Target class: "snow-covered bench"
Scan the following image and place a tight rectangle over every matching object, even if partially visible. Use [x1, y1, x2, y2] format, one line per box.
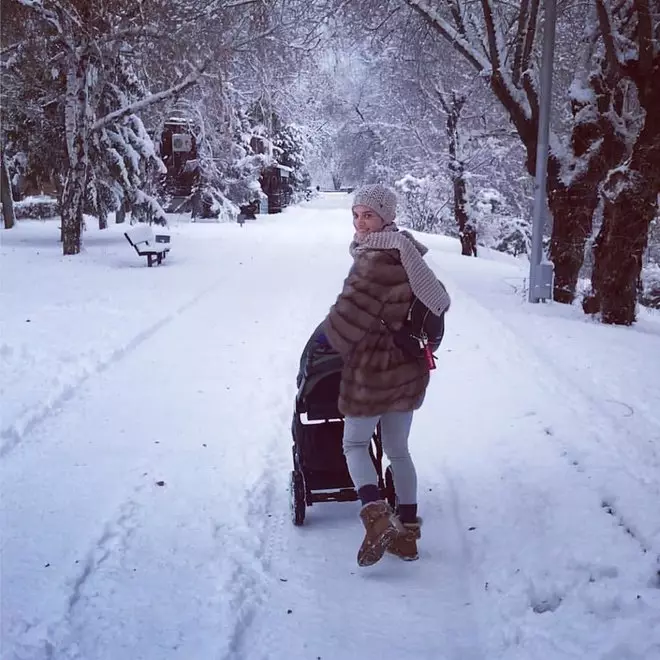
[124, 224, 171, 267]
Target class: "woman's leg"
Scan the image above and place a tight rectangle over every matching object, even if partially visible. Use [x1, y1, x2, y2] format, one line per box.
[343, 415, 399, 566]
[380, 410, 417, 522]
[380, 410, 421, 561]
[342, 415, 380, 504]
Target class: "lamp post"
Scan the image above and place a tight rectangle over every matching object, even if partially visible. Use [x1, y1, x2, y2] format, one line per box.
[528, 0, 557, 303]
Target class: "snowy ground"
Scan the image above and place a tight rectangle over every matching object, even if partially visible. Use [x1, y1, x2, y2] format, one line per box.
[2, 193, 660, 660]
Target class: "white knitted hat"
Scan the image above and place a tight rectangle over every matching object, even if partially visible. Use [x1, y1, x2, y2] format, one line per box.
[352, 184, 397, 224]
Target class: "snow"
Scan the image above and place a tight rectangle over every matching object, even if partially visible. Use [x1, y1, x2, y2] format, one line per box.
[2, 194, 660, 660]
[14, 195, 57, 206]
[568, 79, 596, 105]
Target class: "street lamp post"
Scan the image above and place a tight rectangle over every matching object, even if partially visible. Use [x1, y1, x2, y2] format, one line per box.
[528, 0, 557, 303]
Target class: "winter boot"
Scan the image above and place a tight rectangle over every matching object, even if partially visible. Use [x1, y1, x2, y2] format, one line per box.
[387, 518, 422, 561]
[357, 500, 399, 567]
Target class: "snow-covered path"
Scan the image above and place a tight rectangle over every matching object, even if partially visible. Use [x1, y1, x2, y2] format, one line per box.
[2, 195, 659, 660]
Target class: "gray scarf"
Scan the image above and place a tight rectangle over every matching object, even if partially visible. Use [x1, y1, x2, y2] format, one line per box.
[349, 228, 451, 316]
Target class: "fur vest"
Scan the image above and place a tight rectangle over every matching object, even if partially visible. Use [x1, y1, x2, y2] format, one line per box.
[323, 246, 430, 417]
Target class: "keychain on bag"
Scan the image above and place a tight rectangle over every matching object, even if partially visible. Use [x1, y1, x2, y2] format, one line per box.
[419, 335, 437, 371]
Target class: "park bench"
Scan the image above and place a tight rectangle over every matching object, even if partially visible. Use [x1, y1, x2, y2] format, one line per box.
[124, 224, 171, 267]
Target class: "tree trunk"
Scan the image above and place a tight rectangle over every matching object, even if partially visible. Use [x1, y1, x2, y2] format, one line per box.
[444, 93, 476, 257]
[546, 73, 628, 303]
[547, 174, 601, 304]
[98, 205, 108, 230]
[586, 177, 656, 325]
[61, 49, 91, 255]
[584, 85, 660, 324]
[1, 150, 15, 229]
[60, 162, 86, 254]
[450, 150, 476, 256]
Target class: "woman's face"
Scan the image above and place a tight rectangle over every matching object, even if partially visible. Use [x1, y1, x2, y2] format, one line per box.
[352, 205, 384, 238]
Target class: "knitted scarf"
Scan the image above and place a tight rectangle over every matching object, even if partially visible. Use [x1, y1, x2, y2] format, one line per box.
[349, 226, 451, 316]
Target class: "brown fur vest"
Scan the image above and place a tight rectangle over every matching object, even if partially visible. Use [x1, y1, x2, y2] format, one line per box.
[322, 247, 430, 417]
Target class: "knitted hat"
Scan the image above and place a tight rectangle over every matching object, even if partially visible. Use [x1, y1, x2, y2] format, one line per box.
[352, 184, 397, 225]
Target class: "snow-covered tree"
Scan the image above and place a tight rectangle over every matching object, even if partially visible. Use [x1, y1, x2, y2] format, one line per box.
[273, 123, 312, 195]
[582, 0, 660, 324]
[1, 150, 15, 229]
[1, 4, 68, 212]
[10, 0, 205, 254]
[395, 174, 450, 233]
[397, 0, 632, 306]
[181, 97, 269, 221]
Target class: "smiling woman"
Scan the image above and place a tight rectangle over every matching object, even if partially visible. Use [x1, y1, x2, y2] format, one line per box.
[352, 205, 385, 237]
[321, 183, 451, 567]
[351, 185, 398, 239]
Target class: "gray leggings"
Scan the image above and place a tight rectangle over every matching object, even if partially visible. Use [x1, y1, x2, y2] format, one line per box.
[343, 411, 417, 505]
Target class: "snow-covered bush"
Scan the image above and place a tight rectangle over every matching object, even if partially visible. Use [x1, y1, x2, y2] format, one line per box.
[647, 215, 660, 265]
[640, 263, 660, 309]
[13, 195, 59, 220]
[395, 175, 447, 233]
[472, 188, 531, 256]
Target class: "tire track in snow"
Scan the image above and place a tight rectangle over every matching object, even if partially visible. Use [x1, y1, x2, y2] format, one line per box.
[219, 386, 292, 660]
[9, 491, 143, 660]
[436, 268, 660, 568]
[493, 320, 660, 560]
[0, 280, 223, 459]
[220, 474, 287, 660]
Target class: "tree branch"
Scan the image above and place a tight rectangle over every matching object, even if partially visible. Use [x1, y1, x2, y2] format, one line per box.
[16, 0, 63, 35]
[50, 0, 84, 31]
[447, 0, 468, 38]
[521, 69, 539, 125]
[481, 0, 502, 71]
[91, 63, 208, 133]
[96, 26, 164, 46]
[512, 0, 531, 85]
[366, 6, 401, 33]
[520, 0, 539, 82]
[226, 22, 282, 51]
[1, 42, 23, 57]
[404, 0, 491, 72]
[595, 0, 621, 78]
[633, 0, 653, 78]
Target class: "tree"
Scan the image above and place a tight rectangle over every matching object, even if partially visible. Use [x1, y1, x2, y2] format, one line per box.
[1, 149, 15, 229]
[399, 0, 634, 304]
[9, 0, 206, 254]
[314, 5, 529, 255]
[1, 3, 68, 208]
[435, 90, 476, 256]
[583, 0, 660, 324]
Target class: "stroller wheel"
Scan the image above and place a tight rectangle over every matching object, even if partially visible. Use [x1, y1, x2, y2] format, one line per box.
[290, 470, 306, 526]
[384, 466, 397, 511]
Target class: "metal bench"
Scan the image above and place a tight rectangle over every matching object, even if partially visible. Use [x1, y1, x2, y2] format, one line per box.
[124, 224, 171, 267]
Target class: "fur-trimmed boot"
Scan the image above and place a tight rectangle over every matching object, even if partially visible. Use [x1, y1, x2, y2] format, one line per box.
[357, 500, 399, 567]
[387, 518, 422, 561]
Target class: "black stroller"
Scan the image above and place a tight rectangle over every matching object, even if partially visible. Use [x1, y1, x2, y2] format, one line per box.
[289, 326, 396, 525]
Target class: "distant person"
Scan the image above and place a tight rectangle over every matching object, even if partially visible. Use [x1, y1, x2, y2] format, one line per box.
[318, 184, 450, 566]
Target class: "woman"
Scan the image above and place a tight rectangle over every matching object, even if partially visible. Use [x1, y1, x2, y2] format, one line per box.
[321, 183, 450, 567]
